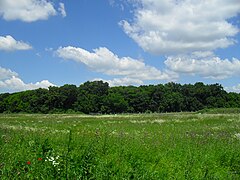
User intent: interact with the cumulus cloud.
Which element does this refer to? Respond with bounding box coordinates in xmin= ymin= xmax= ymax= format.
xmin=0 ymin=0 xmax=64 ymax=22
xmin=0 ymin=66 xmax=55 ymax=93
xmin=164 ymin=53 xmax=240 ymax=79
xmin=121 ymin=0 xmax=240 ymax=55
xmin=0 ymin=76 xmax=54 ymax=92
xmin=58 ymin=3 xmax=66 ymax=17
xmin=0 ymin=35 xmax=32 ymax=51
xmin=0 ymin=66 xmax=18 ymax=80
xmin=56 ymin=46 xmax=178 ymax=83
xmin=225 ymin=84 xmax=240 ymax=93
xmin=93 ymin=77 xmax=144 ymax=87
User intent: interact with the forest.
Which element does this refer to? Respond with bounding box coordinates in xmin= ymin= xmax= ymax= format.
xmin=0 ymin=81 xmax=240 ymax=114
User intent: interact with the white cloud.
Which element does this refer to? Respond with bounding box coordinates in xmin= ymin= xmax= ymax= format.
xmin=0 ymin=66 xmax=18 ymax=80
xmin=109 ymin=0 xmax=115 ymax=7
xmin=225 ymin=84 xmax=240 ymax=93
xmin=0 ymin=66 xmax=55 ymax=93
xmin=0 ymin=35 xmax=32 ymax=51
xmin=58 ymin=3 xmax=66 ymax=17
xmin=107 ymin=77 xmax=143 ymax=86
xmin=45 ymin=47 xmax=54 ymax=52
xmin=56 ymin=46 xmax=178 ymax=82
xmin=165 ymin=53 xmax=240 ymax=79
xmin=108 ymin=0 xmax=126 ymax=11
xmin=0 ymin=76 xmax=54 ymax=92
xmin=0 ymin=0 xmax=57 ymax=22
xmin=92 ymin=77 xmax=144 ymax=86
xmin=121 ymin=0 xmax=240 ymax=55
xmin=192 ymin=51 xmax=215 ymax=58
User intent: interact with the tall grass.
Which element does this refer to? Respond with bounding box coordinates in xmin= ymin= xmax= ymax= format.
xmin=1 ymin=113 xmax=240 ymax=179
xmin=198 ymin=108 xmax=240 ymax=114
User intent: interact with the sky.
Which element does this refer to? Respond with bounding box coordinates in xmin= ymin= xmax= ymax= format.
xmin=0 ymin=0 xmax=240 ymax=93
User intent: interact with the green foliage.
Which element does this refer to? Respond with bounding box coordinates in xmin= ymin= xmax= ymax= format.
xmin=102 ymin=92 xmax=129 ymax=114
xmin=0 ymin=81 xmax=239 ymax=114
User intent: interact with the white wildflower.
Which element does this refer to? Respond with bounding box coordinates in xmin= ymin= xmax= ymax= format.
xmin=46 ymin=156 xmax=60 ymax=167
xmin=151 ymin=119 xmax=165 ymax=124
xmin=234 ymin=133 xmax=240 ymax=139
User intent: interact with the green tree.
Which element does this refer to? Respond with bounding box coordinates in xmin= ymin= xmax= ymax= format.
xmin=74 ymin=81 xmax=109 ymax=113
xmin=102 ymin=92 xmax=129 ymax=114
xmin=59 ymin=84 xmax=78 ymax=110
xmin=0 ymin=93 xmax=10 ymax=113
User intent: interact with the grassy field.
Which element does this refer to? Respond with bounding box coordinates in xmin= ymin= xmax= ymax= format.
xmin=1 ymin=112 xmax=240 ymax=179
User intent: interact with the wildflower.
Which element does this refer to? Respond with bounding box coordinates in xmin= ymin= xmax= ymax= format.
xmin=234 ymin=133 xmax=240 ymax=139
xmin=45 ymin=156 xmax=60 ymax=167
xmin=26 ymin=161 xmax=31 ymax=165
xmin=38 ymin=157 xmax=42 ymax=161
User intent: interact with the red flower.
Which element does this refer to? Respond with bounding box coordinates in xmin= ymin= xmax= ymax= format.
xmin=38 ymin=158 xmax=42 ymax=161
xmin=26 ymin=161 xmax=31 ymax=165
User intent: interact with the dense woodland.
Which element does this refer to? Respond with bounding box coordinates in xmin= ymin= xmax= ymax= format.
xmin=0 ymin=81 xmax=240 ymax=114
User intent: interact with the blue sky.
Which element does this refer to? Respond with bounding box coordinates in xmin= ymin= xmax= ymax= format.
xmin=0 ymin=0 xmax=240 ymax=93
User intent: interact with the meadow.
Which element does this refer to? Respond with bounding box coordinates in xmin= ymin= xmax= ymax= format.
xmin=1 ymin=112 xmax=240 ymax=179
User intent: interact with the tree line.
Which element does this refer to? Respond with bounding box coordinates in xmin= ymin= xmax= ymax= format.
xmin=0 ymin=81 xmax=240 ymax=114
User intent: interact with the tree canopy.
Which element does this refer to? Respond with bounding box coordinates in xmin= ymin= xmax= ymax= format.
xmin=0 ymin=81 xmax=239 ymax=114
